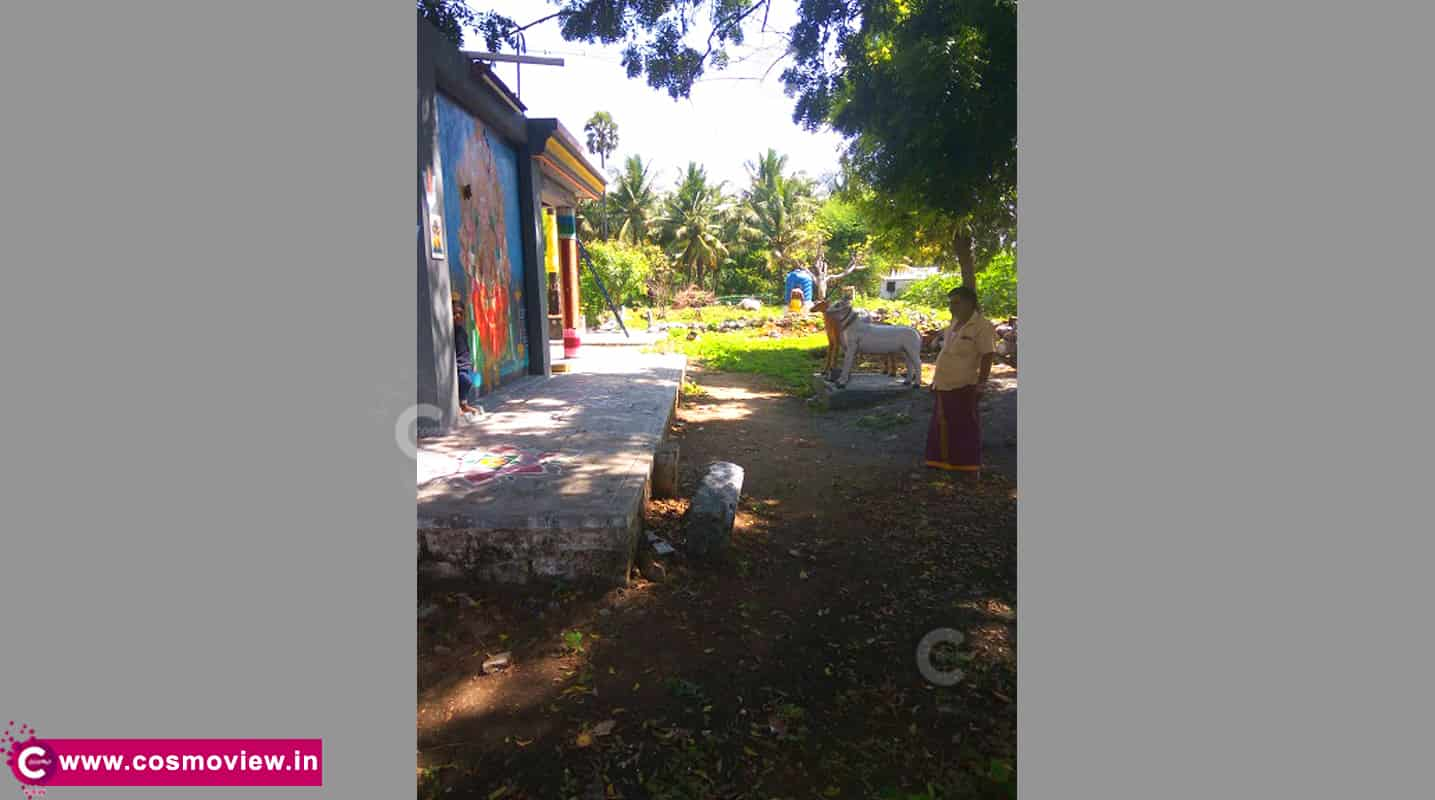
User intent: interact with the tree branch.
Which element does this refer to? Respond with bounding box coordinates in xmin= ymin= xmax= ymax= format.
xmin=514 ymin=11 xmax=564 ymax=35
xmin=702 ymin=0 xmax=772 ymax=62
xmin=828 ymin=263 xmax=868 ymax=280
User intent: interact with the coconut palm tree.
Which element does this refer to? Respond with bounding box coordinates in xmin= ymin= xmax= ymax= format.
xmin=741 ymin=149 xmax=818 ymax=280
xmin=610 ymin=155 xmax=660 ymax=245
xmin=744 ymin=149 xmax=789 ymax=207
xmin=575 ymin=198 xmax=606 ymax=241
xmin=660 ymin=163 xmax=730 ymax=288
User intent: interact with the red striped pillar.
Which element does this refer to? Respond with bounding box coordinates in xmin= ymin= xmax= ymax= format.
xmin=556 ymin=208 xmax=580 ymax=332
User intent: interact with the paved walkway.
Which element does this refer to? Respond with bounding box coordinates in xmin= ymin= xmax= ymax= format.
xmin=417 ymin=348 xmax=686 ymax=586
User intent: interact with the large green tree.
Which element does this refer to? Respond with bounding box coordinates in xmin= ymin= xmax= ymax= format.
xmin=795 ymin=0 xmax=1017 ymax=288
xmin=463 ymin=0 xmax=1016 ymax=290
xmin=843 ymin=172 xmax=1015 ymax=282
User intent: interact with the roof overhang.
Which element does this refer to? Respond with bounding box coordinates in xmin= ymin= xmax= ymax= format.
xmin=468 ymin=61 xmax=526 ymax=114
xmin=527 ymin=119 xmax=606 ymax=203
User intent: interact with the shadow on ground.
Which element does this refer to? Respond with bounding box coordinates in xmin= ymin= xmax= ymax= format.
xmin=417 ymin=366 xmax=1018 ymax=800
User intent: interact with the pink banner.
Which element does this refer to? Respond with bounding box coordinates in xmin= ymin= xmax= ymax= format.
xmin=8 ymin=738 xmax=322 ymax=787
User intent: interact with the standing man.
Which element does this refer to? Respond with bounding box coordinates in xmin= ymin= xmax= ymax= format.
xmin=925 ymin=286 xmax=996 ymax=479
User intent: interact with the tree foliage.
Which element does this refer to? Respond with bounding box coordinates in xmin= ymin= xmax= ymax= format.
xmin=791 ymin=0 xmax=1017 ymax=288
xmin=417 ymin=0 xmax=473 ymax=47
xmin=563 ymin=146 xmax=1018 ymax=306
xmin=453 ymin=1 xmax=1016 ymax=289
xmin=578 ymin=240 xmax=667 ymax=325
xmin=789 ymin=1 xmax=1016 ymax=213
xmin=842 ymin=176 xmax=1015 ymax=275
xmin=610 ymin=154 xmax=661 ymax=245
xmin=901 ymin=250 xmax=1017 ymax=318
xmin=809 ymin=196 xmax=877 ymax=295
xmin=740 ymin=149 xmax=818 ymax=277
xmin=571 ymin=149 xmax=885 ymax=299
xmin=660 ymin=162 xmax=732 ymax=288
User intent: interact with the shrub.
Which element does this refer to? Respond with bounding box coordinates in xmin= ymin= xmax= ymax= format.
xmin=715 ymin=264 xmax=770 ymax=298
xmin=671 ymin=284 xmax=717 ymax=309
xmin=578 ymin=241 xmax=660 ymax=326
xmin=900 ymin=272 xmax=964 ymax=308
xmin=978 ymin=251 xmax=1017 ymax=320
xmin=898 ymin=251 xmax=1017 ymax=319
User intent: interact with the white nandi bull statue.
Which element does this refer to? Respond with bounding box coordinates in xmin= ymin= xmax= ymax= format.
xmin=815 ymin=298 xmax=923 ymax=388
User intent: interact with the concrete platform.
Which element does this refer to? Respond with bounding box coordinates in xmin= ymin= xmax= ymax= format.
xmin=417 ymin=349 xmax=686 ymax=587
xmin=579 ymin=329 xmax=665 ymax=347
xmin=810 ymin=372 xmax=920 ymax=410
xmin=546 ymin=329 xmax=664 ymax=368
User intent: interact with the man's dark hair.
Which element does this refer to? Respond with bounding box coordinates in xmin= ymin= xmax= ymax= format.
xmin=948 ymin=286 xmax=979 ymax=305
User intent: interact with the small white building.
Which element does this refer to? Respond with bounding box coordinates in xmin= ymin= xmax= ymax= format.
xmin=878 ymin=266 xmax=942 ymax=299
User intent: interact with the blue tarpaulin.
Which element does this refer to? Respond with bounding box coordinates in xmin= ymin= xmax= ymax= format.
xmin=784 ymin=268 xmax=815 ymax=303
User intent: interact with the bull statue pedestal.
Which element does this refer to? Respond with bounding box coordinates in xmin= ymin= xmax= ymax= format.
xmin=809 ymin=372 xmax=917 ymax=411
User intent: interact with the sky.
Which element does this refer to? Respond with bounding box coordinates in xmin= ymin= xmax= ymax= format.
xmin=464 ymin=1 xmax=848 ymax=192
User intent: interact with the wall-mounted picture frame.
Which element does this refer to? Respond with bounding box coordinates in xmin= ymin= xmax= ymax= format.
xmin=429 ymin=213 xmax=445 ymax=260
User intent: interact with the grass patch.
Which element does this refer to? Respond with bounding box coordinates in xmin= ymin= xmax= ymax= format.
xmin=627 ymin=297 xmax=960 ymax=332
xmin=655 ymin=329 xmax=828 ymax=397
xmin=632 ymin=299 xmax=956 ymax=398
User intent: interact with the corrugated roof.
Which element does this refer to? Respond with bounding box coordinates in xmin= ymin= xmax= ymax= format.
xmin=885 ymin=266 xmax=942 ymax=280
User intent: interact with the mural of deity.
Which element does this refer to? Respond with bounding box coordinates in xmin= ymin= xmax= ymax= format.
xmin=434 ymin=93 xmax=528 ymax=394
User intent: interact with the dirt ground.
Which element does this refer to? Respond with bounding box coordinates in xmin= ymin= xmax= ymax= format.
xmin=418 ymin=365 xmax=1018 ymax=799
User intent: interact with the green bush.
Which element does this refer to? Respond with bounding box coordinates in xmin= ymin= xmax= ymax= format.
xmin=900 ymin=272 xmax=963 ymax=308
xmin=579 ymin=241 xmax=661 ymax=325
xmin=898 ymin=251 xmax=1017 ymax=319
xmin=978 ymin=251 xmax=1018 ymax=319
xmin=714 ymin=261 xmax=771 ymax=298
